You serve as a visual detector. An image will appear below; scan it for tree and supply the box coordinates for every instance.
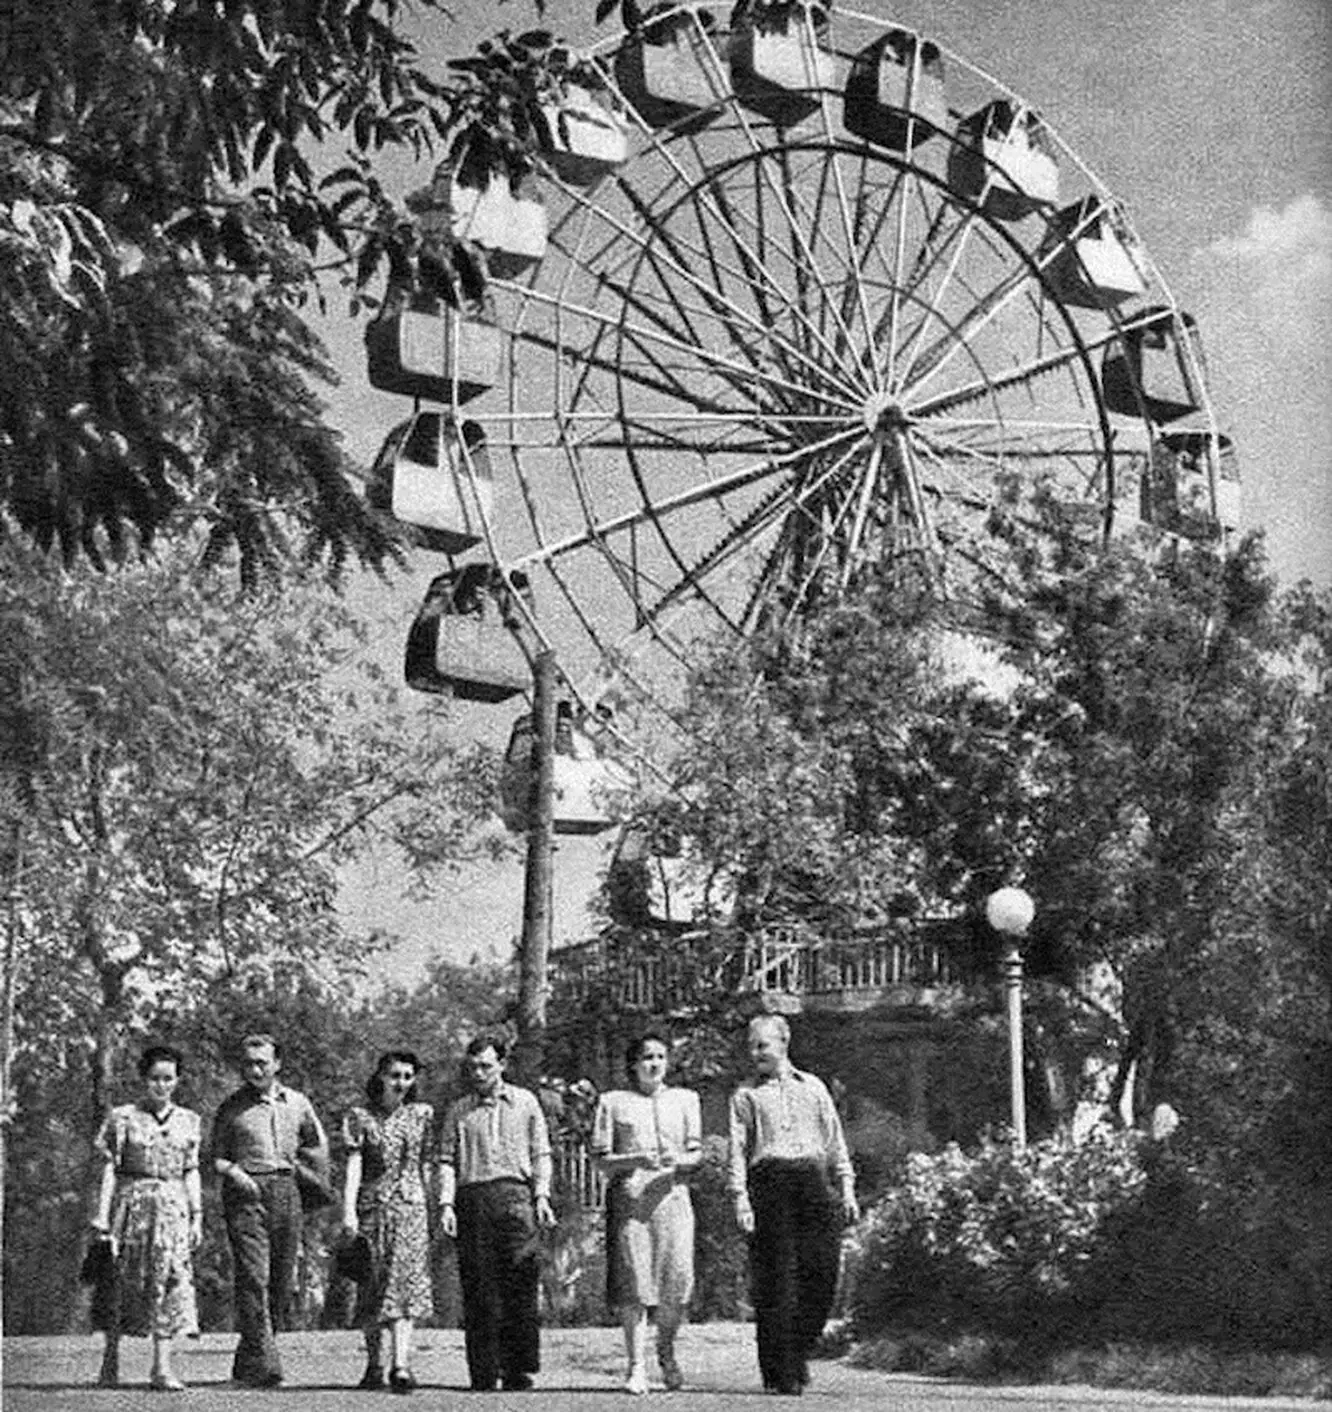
[0,534,506,1322]
[613,528,1332,1132]
[0,0,571,575]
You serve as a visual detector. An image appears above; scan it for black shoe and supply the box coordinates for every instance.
[501,1373,534,1391]
[468,1378,497,1392]
[389,1369,416,1394]
[358,1364,386,1390]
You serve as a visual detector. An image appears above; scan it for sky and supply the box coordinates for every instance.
[324,0,1332,987]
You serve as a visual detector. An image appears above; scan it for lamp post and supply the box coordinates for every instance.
[985,886,1035,1150]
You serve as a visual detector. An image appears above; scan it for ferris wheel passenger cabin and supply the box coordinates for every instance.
[365,297,501,405]
[1144,429,1242,541]
[843,29,947,151]
[414,166,548,280]
[1039,196,1147,309]
[538,82,630,186]
[1101,306,1207,424]
[613,4,726,134]
[728,0,836,125]
[404,564,534,702]
[368,412,493,555]
[947,100,1059,221]
[500,702,631,835]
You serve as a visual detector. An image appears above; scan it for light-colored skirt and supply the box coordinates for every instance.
[606,1173,694,1311]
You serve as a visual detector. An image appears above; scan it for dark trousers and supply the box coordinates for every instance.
[455,1180,541,1389]
[222,1173,302,1382]
[747,1160,841,1393]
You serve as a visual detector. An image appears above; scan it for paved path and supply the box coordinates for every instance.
[4,1325,1329,1411]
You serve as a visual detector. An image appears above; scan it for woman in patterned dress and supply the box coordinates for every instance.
[88,1044,203,1391]
[591,1032,702,1395]
[340,1050,437,1393]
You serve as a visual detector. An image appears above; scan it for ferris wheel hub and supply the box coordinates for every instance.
[862,391,911,439]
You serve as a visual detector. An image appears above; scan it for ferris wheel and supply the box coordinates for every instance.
[369,1,1239,779]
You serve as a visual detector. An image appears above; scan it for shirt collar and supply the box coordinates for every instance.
[758,1063,802,1085]
[472,1082,514,1107]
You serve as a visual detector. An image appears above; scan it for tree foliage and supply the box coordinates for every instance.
[0,535,504,1134]
[614,531,1332,1136]
[0,0,543,574]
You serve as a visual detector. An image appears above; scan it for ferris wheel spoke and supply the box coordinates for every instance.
[627,440,865,637]
[553,169,850,396]
[893,206,988,391]
[739,459,868,634]
[902,264,1056,404]
[811,143,882,382]
[510,425,856,572]
[616,181,785,384]
[701,158,861,384]
[908,331,1100,421]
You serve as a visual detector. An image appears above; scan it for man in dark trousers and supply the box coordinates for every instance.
[728,1014,859,1396]
[439,1035,557,1392]
[211,1032,328,1388]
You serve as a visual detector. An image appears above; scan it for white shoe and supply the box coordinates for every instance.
[623,1365,649,1395]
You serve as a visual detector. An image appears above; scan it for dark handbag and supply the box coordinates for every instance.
[79,1235,115,1286]
[294,1147,336,1212]
[333,1232,373,1284]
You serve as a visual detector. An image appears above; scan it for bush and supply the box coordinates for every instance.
[689,1135,750,1322]
[846,1128,1145,1339]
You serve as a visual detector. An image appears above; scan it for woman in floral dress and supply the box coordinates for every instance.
[340,1050,437,1392]
[89,1044,202,1390]
[591,1032,702,1395]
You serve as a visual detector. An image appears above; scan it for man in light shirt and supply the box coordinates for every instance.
[211,1032,328,1389]
[438,1035,557,1392]
[729,1014,859,1396]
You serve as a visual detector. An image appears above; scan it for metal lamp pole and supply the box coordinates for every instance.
[985,886,1035,1150]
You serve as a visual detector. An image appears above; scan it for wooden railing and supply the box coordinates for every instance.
[550,924,959,1015]
[553,1135,606,1211]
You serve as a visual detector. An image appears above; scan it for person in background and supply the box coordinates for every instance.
[210,1032,328,1389]
[728,1014,859,1397]
[437,1035,557,1392]
[89,1044,203,1391]
[341,1050,437,1393]
[591,1031,702,1395]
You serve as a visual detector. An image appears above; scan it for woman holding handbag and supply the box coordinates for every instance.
[340,1051,437,1392]
[88,1044,202,1390]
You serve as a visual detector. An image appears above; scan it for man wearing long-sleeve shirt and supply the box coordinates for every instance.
[438,1035,557,1392]
[211,1032,328,1389]
[728,1014,859,1396]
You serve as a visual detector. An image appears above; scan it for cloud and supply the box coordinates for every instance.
[1200,194,1332,334]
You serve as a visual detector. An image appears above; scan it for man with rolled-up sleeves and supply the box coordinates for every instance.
[438,1035,557,1392]
[729,1014,859,1397]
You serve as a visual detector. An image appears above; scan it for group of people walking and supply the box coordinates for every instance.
[88,1015,857,1397]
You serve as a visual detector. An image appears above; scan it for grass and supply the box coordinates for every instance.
[846,1328,1332,1400]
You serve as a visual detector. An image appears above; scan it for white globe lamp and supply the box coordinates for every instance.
[986,885,1035,1149]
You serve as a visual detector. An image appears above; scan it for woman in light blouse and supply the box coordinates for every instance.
[591,1032,702,1395]
[88,1044,203,1391]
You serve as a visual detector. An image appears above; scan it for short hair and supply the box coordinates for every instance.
[366,1050,423,1105]
[748,1014,790,1045]
[465,1034,507,1061]
[625,1030,670,1074]
[240,1033,281,1060]
[138,1044,184,1078]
